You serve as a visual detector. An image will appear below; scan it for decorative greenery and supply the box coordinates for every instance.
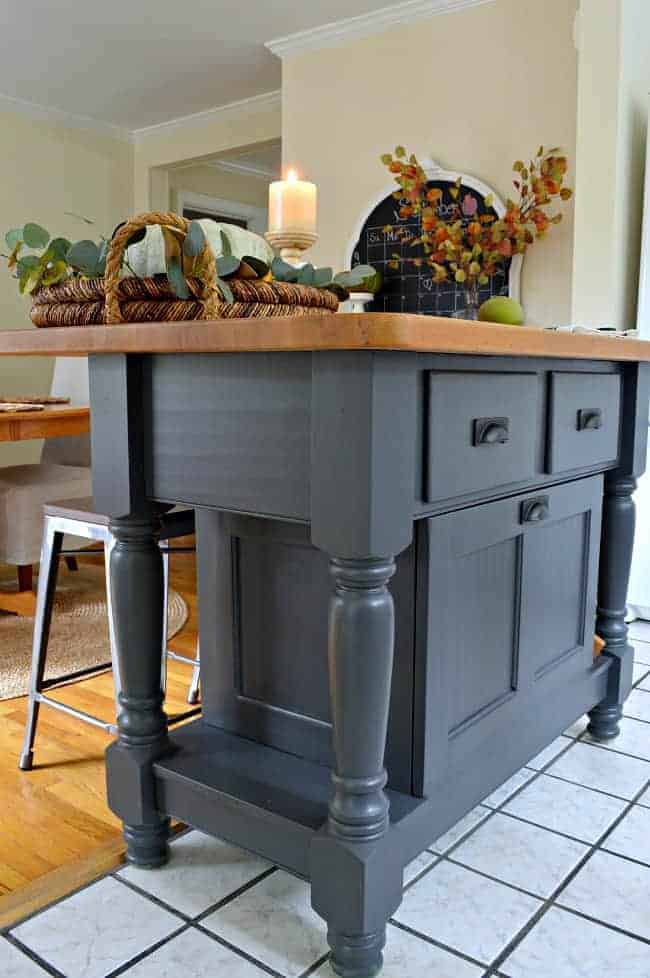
[3,224,72,295]
[379,145,573,289]
[2,218,377,307]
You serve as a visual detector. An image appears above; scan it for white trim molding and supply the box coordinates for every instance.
[344,156,522,303]
[175,190,268,234]
[210,158,278,181]
[266,0,496,58]
[0,91,132,142]
[131,90,282,142]
[0,88,281,145]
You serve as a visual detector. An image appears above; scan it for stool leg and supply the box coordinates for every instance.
[19,523,63,771]
[187,639,200,705]
[17,564,33,593]
[104,533,122,709]
[161,547,170,693]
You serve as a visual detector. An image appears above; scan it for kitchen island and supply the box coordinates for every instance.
[3,314,649,978]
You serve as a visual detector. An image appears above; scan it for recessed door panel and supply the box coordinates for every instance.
[448,538,520,732]
[520,512,589,680]
[415,476,603,796]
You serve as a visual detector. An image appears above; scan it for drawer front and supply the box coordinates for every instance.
[426,371,538,501]
[547,372,621,474]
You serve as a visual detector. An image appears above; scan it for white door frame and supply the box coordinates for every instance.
[176,190,268,234]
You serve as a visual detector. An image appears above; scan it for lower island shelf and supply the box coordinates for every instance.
[154,719,424,878]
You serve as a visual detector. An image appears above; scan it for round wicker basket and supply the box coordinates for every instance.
[30,212,339,327]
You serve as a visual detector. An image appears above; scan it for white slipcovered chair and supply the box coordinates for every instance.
[0,358,92,595]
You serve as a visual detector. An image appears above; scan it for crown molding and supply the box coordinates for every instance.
[208,158,278,181]
[0,91,132,141]
[266,0,495,57]
[131,90,282,142]
[0,88,282,144]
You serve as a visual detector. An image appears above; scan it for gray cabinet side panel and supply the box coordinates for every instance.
[146,353,312,519]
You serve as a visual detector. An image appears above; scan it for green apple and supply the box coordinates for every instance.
[478,296,524,326]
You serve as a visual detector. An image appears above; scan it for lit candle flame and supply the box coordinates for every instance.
[286,169,298,183]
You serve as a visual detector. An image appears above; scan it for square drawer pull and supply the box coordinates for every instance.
[473,417,510,446]
[521,495,550,524]
[577,408,603,431]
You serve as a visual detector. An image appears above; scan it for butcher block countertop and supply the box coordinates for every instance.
[0,314,649,361]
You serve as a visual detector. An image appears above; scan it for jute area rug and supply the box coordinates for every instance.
[0,562,188,700]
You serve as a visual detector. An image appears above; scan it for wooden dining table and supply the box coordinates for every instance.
[0,403,90,615]
[0,403,90,444]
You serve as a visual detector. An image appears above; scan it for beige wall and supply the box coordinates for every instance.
[573,0,650,329]
[133,100,281,210]
[283,0,578,327]
[168,164,268,213]
[0,110,133,463]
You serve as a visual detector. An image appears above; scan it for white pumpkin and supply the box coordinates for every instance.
[124,219,274,277]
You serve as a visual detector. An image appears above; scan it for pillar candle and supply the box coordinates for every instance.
[268,170,317,233]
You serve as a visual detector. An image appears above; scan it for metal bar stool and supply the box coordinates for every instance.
[19,498,201,771]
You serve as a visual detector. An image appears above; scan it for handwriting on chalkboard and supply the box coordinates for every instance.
[351,179,510,317]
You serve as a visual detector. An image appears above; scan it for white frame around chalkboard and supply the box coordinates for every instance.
[344,157,523,303]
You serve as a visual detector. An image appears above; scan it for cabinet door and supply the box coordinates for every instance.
[415,476,602,795]
[196,510,416,793]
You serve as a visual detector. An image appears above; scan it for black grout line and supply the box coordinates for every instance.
[298,950,331,977]
[621,711,650,727]
[597,844,650,873]
[2,932,67,977]
[1,867,131,936]
[398,736,650,975]
[7,728,650,977]
[402,850,444,888]
[0,824,195,937]
[552,902,650,949]
[110,874,193,922]
[193,866,278,923]
[560,729,650,765]
[483,773,650,975]
[194,922,287,977]
[105,924,189,978]
[389,918,490,971]
[487,806,622,849]
[112,862,278,925]
[443,857,547,903]
[540,768,648,804]
[401,737,583,894]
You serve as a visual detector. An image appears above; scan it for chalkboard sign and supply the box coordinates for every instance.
[348,160,521,317]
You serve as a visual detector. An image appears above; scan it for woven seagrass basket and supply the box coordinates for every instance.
[30,212,339,327]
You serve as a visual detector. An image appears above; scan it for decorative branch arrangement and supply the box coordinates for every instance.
[2,219,375,305]
[380,146,573,290]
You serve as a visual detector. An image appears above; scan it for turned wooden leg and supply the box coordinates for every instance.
[105,513,171,867]
[311,556,402,978]
[588,474,637,741]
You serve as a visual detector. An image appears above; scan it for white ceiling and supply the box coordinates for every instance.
[0,0,395,131]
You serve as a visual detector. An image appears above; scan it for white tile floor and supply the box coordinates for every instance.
[2,639,650,978]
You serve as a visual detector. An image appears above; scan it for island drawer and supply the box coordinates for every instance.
[547,372,621,474]
[425,370,538,501]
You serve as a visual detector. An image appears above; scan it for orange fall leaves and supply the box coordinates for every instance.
[380,146,573,287]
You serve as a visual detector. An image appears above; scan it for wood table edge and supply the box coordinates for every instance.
[0,314,648,361]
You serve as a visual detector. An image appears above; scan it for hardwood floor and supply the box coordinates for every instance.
[0,539,198,925]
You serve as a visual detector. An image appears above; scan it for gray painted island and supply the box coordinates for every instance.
[3,313,650,978]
